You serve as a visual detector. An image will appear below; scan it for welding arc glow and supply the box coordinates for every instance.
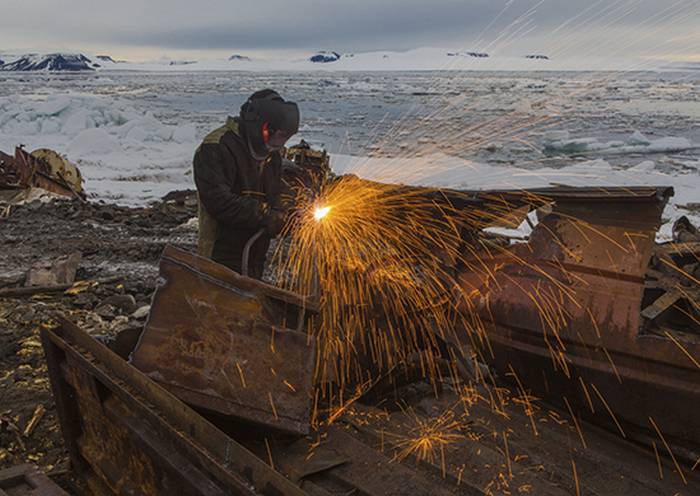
[314,206,332,221]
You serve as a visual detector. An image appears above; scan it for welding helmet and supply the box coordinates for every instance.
[240,90,300,160]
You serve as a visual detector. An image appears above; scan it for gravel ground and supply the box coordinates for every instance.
[0,191,197,487]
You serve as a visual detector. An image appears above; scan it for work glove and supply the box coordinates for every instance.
[264,207,287,237]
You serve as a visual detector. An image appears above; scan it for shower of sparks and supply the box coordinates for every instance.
[262,2,700,492]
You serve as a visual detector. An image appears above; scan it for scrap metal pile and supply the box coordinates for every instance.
[3,142,698,494]
[0,146,85,208]
[39,183,700,494]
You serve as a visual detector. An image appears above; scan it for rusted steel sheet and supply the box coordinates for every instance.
[0,146,83,199]
[0,464,67,496]
[131,246,317,435]
[41,316,308,496]
[457,186,700,453]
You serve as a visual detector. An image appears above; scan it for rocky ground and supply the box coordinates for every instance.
[0,191,198,488]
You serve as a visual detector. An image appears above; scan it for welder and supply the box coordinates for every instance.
[193,89,300,278]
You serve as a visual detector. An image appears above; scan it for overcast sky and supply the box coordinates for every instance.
[2,0,700,61]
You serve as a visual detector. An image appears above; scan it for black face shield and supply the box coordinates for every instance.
[240,91,300,160]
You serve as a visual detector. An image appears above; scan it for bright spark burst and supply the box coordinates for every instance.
[313,205,332,221]
[389,408,464,466]
[273,175,474,394]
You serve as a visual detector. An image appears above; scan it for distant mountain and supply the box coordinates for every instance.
[169,60,197,66]
[447,51,489,58]
[95,55,115,63]
[0,53,95,71]
[229,54,251,61]
[310,51,341,63]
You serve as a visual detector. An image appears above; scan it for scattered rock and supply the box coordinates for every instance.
[25,252,82,287]
[109,315,130,333]
[102,294,137,314]
[174,216,198,232]
[132,305,151,320]
[94,304,116,319]
[0,271,25,288]
[673,216,699,242]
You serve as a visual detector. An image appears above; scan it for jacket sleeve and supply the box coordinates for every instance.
[193,143,265,229]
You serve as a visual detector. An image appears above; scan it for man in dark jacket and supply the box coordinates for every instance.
[193,90,300,278]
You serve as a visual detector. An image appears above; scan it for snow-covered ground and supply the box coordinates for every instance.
[0,70,698,238]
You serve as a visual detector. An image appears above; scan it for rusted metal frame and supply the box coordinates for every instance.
[154,376,311,435]
[489,268,700,372]
[505,186,673,202]
[103,399,231,496]
[48,324,287,495]
[40,325,90,480]
[0,464,68,496]
[50,320,303,495]
[47,330,239,496]
[44,317,308,496]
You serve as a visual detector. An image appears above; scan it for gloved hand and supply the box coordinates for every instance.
[264,207,287,237]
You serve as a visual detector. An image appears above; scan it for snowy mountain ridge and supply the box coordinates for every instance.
[0,53,100,71]
[0,49,692,72]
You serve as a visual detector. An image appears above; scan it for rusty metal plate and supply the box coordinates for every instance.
[0,464,67,496]
[457,186,700,452]
[131,246,316,435]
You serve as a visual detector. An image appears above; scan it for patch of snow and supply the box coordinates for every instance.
[68,128,122,155]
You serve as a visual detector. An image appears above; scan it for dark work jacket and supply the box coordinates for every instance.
[193,116,282,278]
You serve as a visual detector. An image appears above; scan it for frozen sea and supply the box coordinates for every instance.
[1,70,699,237]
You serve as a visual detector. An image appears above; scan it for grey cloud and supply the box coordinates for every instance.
[1,0,699,56]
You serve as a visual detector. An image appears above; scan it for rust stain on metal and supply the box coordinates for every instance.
[131,246,317,435]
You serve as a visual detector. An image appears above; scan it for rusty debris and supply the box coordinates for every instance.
[284,140,331,183]
[24,183,699,494]
[0,146,84,202]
